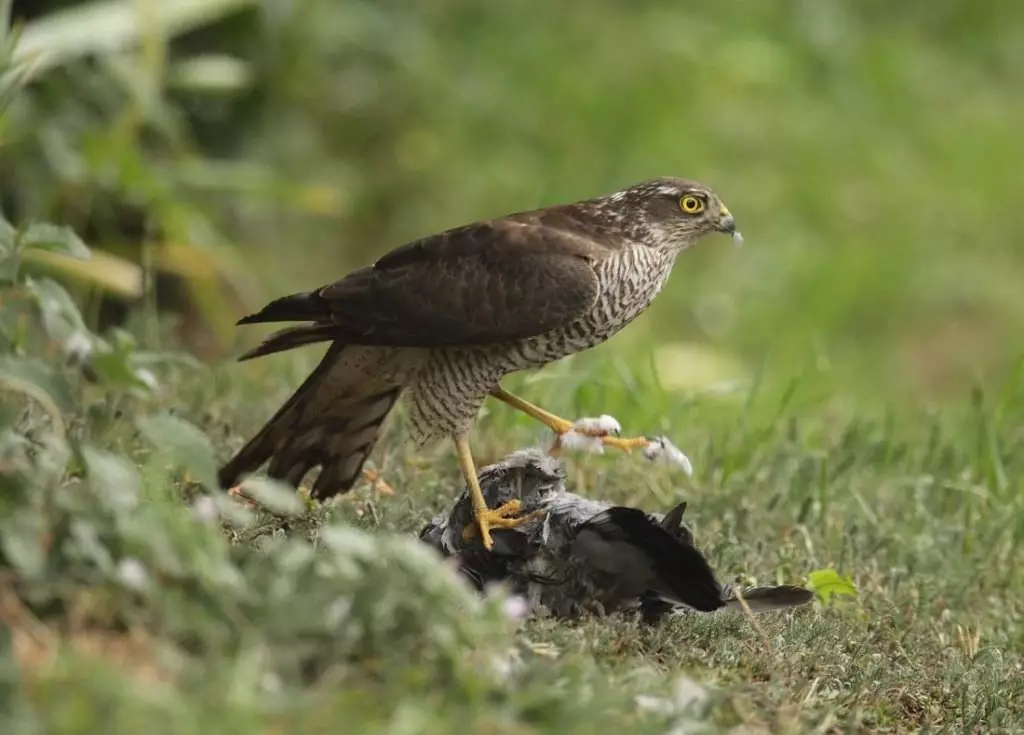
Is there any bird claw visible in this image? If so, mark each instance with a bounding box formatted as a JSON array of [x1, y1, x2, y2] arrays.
[[642, 436, 694, 475], [549, 417, 694, 474]]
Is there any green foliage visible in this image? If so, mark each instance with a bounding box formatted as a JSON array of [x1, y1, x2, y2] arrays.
[[807, 568, 859, 606]]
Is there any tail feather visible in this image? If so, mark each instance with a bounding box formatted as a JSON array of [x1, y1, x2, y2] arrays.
[[722, 584, 815, 613], [218, 343, 410, 499]]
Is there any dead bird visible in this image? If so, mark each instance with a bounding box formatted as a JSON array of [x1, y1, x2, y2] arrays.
[[419, 448, 814, 622]]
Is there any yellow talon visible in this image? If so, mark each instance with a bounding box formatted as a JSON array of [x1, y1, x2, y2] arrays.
[[462, 500, 543, 546], [489, 385, 650, 456], [596, 435, 650, 452]]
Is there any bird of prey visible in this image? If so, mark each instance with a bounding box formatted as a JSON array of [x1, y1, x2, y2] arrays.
[[419, 449, 815, 622], [218, 177, 741, 547]]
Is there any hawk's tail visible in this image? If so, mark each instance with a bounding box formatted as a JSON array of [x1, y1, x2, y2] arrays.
[[218, 343, 407, 499]]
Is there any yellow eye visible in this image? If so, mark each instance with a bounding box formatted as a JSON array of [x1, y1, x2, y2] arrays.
[[680, 195, 705, 214]]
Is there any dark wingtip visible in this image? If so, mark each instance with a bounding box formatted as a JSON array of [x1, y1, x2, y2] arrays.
[[585, 506, 725, 613], [233, 291, 324, 327]]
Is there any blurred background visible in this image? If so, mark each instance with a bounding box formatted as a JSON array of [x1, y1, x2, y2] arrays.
[[3, 0, 1023, 408]]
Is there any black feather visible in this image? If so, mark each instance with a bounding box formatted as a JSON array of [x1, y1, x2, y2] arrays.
[[638, 593, 676, 625], [659, 501, 687, 532], [725, 584, 815, 611], [658, 501, 694, 546], [579, 506, 725, 612]]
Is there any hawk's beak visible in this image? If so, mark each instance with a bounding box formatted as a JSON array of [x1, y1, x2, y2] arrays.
[[715, 206, 743, 245]]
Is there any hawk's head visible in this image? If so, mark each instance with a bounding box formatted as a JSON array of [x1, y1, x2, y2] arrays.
[[605, 177, 741, 250]]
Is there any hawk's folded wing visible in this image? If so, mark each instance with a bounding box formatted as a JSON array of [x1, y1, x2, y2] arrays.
[[238, 217, 615, 359]]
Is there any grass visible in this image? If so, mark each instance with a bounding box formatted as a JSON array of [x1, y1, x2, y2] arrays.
[[4, 308, 1022, 731]]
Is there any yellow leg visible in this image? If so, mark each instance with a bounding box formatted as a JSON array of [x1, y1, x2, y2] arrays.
[[454, 434, 540, 549], [488, 385, 650, 454]]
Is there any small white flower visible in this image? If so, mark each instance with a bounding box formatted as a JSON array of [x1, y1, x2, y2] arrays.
[[117, 557, 150, 591]]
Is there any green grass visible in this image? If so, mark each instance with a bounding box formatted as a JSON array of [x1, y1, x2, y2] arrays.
[[4, 322, 1022, 732]]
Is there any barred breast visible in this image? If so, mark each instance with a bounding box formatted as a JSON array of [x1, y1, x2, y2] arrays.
[[404, 244, 678, 445]]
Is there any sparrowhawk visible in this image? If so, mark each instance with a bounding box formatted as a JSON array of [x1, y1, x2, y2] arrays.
[[218, 177, 741, 546]]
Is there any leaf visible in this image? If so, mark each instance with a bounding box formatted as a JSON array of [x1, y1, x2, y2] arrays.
[[80, 446, 140, 512], [0, 356, 76, 436], [237, 476, 306, 517], [24, 277, 92, 353], [20, 223, 91, 259], [89, 330, 159, 394], [807, 568, 859, 606], [1, 510, 48, 578], [136, 413, 217, 491], [14, 0, 259, 74], [22, 248, 143, 299]]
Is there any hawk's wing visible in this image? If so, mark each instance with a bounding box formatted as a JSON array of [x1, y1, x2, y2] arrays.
[[237, 216, 615, 359]]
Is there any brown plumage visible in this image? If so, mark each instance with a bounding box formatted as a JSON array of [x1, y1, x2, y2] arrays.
[[219, 177, 740, 547]]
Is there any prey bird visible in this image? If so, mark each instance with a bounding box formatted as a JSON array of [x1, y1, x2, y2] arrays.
[[420, 449, 814, 622], [218, 177, 741, 547]]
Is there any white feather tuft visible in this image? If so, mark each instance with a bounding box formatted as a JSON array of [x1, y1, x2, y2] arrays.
[[559, 429, 606, 454], [570, 414, 622, 435], [642, 436, 694, 475]]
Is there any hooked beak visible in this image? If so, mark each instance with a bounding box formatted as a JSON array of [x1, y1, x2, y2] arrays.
[[715, 206, 743, 245], [715, 205, 736, 234]]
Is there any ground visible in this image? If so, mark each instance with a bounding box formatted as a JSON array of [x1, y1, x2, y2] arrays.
[[3, 336, 1021, 733]]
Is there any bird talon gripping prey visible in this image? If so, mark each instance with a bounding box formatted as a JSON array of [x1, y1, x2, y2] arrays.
[[216, 177, 739, 545], [459, 498, 543, 545], [488, 386, 649, 457]]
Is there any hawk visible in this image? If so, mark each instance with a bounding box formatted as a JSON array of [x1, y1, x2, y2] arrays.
[[419, 449, 815, 621], [218, 177, 741, 547]]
